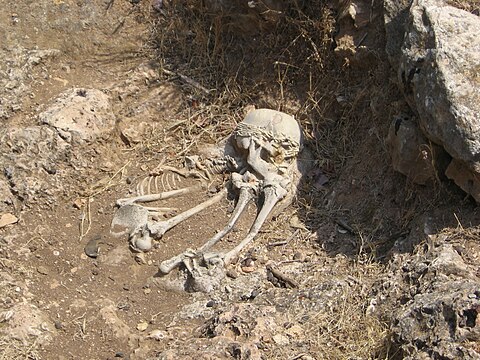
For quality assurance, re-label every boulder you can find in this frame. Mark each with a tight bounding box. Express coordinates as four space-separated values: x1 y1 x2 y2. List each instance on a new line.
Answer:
392 280 480 359
383 0 412 71
398 0 480 168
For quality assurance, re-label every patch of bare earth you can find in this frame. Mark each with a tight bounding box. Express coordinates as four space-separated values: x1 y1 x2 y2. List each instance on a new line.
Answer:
1 0 479 359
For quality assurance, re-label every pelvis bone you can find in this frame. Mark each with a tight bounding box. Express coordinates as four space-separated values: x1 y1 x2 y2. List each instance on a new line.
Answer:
111 108 303 291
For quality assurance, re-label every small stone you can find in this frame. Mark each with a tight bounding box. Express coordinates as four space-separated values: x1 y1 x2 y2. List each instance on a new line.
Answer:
0 213 18 228
241 266 255 273
54 321 63 330
123 285 130 291
137 321 148 332
293 251 306 262
226 269 238 279
272 334 290 346
92 269 99 276
114 352 124 358
73 198 85 209
147 329 165 341
53 250 60 256
206 300 217 308
144 288 151 295
70 267 78 274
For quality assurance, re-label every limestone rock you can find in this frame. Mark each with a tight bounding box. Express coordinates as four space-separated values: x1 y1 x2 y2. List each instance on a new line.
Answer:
386 115 435 184
39 88 115 143
399 0 480 167
392 280 480 359
445 159 480 202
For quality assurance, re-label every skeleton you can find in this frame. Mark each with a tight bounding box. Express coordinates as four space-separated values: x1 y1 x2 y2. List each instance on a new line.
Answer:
111 108 303 290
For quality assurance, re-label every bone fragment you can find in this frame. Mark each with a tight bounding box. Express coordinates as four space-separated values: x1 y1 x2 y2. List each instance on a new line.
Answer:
223 184 286 265
117 184 203 207
149 188 227 238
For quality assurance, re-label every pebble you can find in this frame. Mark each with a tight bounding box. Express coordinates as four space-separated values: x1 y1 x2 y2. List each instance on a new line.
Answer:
206 300 217 308
241 266 255 273
84 235 102 258
143 288 151 295
293 251 306 262
136 321 148 332
54 321 63 330
226 269 238 279
135 253 147 265
272 334 290 346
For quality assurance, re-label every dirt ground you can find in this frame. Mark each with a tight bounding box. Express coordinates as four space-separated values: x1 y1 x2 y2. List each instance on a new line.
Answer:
0 0 478 359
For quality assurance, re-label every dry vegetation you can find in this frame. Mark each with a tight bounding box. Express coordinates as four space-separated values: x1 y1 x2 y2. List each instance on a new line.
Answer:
147 1 395 358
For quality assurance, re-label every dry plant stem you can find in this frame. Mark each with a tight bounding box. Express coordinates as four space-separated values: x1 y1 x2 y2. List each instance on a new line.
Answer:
117 184 203 206
162 68 211 95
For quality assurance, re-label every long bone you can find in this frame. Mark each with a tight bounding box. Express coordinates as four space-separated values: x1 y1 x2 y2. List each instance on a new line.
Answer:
159 172 258 274
129 188 227 252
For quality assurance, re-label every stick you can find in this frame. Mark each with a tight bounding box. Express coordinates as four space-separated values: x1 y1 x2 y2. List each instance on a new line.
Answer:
266 264 299 288
162 68 211 95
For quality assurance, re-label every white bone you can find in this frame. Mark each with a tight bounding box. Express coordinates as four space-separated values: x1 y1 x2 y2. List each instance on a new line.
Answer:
130 188 227 252
158 172 258 274
116 184 203 207
223 183 287 265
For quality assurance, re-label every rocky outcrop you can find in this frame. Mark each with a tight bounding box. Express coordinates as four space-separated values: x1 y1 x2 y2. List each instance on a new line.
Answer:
399 0 480 165
375 235 480 359
384 0 480 200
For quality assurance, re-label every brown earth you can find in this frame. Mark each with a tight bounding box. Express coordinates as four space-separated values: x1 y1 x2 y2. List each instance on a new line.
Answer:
0 0 478 360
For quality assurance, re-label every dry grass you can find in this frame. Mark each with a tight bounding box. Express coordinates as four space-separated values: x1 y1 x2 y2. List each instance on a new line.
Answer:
447 0 480 13
146 4 398 358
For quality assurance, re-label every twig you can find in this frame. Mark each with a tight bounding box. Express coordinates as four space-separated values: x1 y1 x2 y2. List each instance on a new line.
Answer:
266 264 299 288
268 240 288 247
335 218 356 234
162 68 212 95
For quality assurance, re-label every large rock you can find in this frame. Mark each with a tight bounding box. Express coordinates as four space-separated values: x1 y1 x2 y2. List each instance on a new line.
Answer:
398 0 480 168
386 115 436 184
446 159 480 202
39 88 115 143
383 0 412 71
392 280 480 359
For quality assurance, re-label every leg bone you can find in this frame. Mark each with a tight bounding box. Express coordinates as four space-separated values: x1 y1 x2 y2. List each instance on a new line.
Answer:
117 184 203 207
223 184 287 265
